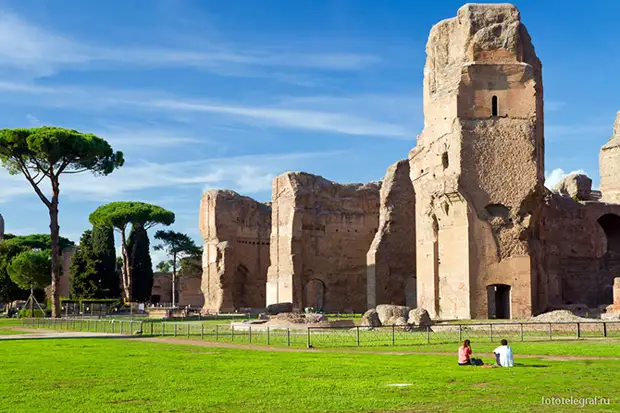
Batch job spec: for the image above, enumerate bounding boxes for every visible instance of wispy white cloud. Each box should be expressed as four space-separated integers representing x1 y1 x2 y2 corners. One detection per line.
546 124 611 142
145 99 414 139
0 11 379 79
93 124 208 149
25 113 39 125
0 151 345 203
0 81 417 139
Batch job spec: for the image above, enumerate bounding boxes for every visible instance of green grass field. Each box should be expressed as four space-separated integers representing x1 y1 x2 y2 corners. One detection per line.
1 336 618 413
0 318 31 335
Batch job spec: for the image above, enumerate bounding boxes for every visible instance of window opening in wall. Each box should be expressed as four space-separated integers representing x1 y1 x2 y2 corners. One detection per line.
442 152 449 169
492 96 498 117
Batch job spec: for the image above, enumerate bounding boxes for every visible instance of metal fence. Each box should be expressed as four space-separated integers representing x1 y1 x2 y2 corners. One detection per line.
21 318 620 348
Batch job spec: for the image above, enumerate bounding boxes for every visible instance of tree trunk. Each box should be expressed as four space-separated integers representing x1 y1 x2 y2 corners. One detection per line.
120 229 131 301
49 192 61 318
172 252 177 308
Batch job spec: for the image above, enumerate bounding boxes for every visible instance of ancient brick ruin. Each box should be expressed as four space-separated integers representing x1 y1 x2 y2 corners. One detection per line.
266 173 380 313
366 160 416 309
410 3 545 319
199 190 271 313
198 3 620 319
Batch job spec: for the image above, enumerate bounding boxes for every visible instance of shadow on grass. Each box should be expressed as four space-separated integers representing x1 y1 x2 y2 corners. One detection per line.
514 363 550 368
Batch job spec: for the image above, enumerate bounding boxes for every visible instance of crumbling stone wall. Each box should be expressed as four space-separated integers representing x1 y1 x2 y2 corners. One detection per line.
178 275 204 308
537 190 620 310
600 112 620 203
151 272 172 303
409 3 545 319
366 160 416 308
267 172 380 313
200 190 271 313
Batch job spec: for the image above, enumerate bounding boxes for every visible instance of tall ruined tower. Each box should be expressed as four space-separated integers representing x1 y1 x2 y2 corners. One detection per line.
410 4 545 319
599 112 620 203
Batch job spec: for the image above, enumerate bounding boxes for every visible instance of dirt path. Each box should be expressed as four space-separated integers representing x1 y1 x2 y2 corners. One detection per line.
0 328 130 340
134 337 620 361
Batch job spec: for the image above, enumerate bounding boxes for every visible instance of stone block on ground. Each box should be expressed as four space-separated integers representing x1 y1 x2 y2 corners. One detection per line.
407 308 433 326
360 309 381 327
267 302 294 315
375 304 410 325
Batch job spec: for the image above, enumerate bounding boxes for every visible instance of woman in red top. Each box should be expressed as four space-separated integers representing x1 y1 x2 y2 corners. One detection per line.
458 339 473 365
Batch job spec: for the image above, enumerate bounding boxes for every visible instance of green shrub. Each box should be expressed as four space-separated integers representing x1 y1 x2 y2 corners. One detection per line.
18 309 49 318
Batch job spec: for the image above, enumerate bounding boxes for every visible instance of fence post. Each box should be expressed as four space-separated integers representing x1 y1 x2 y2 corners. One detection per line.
130 320 133 333
162 322 165 336
549 323 552 340
520 323 524 341
267 327 270 345
458 324 462 342
104 321 107 334
490 324 493 343
215 325 219 341
150 322 154 336
603 322 607 338
187 324 191 338
201 325 204 339
231 325 234 342
356 326 360 347
307 328 311 348
577 322 581 339
287 328 291 347
174 324 177 337
392 324 395 346
249 326 252 344
426 325 430 344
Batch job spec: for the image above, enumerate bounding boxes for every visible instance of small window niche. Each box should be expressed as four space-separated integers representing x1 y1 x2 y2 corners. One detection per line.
442 152 449 170
492 96 499 117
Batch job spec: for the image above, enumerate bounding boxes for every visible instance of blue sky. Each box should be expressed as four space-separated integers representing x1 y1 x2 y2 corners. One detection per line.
0 0 619 263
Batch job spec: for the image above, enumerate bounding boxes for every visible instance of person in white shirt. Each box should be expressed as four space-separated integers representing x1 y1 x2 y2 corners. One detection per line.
492 339 514 367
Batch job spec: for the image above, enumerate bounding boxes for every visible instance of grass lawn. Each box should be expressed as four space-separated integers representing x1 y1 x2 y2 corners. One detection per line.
0 338 618 413
0 318 31 335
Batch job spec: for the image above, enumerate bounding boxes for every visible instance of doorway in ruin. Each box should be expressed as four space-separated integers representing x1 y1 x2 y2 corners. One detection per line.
487 284 511 319
151 295 161 304
598 214 620 254
304 279 326 311
596 214 620 305
233 264 249 310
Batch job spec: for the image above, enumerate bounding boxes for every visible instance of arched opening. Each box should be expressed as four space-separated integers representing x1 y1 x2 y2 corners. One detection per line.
598 214 620 254
441 152 449 169
492 96 498 117
487 284 511 319
233 264 249 310
151 294 161 304
304 279 326 311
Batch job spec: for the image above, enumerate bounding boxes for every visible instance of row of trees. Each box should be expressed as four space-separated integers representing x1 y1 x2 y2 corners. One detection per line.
0 126 201 315
0 234 73 306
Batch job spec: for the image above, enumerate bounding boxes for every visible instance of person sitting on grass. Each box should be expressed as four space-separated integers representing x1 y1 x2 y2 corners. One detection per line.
458 340 484 366
492 339 514 367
